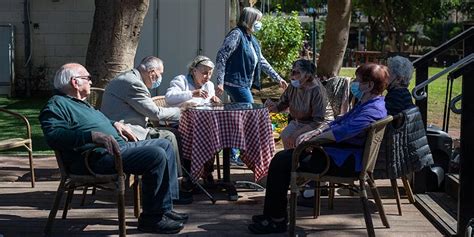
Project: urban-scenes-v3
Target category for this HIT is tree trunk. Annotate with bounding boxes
[317,0,351,78]
[86,0,149,88]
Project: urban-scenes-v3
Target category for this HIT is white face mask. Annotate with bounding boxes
[151,75,162,89]
[253,21,262,32]
[290,79,301,88]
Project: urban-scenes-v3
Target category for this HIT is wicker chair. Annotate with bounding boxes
[289,116,393,237]
[44,148,139,237]
[0,107,35,187]
[86,87,105,109]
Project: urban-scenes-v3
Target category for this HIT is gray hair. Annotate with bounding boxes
[238,7,263,30]
[53,63,81,92]
[293,59,317,77]
[138,56,163,71]
[188,55,215,74]
[387,56,414,86]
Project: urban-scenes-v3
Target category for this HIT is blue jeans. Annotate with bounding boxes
[225,85,254,103]
[92,139,176,215]
[224,85,254,159]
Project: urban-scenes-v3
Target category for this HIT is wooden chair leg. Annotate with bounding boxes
[117,177,127,237]
[328,183,335,210]
[81,186,89,206]
[133,176,141,218]
[44,178,66,236]
[289,191,298,237]
[359,179,376,237]
[401,176,415,204]
[313,182,321,219]
[368,177,390,228]
[215,153,221,180]
[27,147,35,188]
[390,178,403,215]
[62,188,75,219]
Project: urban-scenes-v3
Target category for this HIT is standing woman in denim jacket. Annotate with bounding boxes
[215,7,288,164]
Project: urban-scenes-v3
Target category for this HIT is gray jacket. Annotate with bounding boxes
[374,106,434,179]
[101,69,180,140]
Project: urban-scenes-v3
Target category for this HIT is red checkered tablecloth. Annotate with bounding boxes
[179,105,275,182]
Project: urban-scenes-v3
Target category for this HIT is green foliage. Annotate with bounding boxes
[255,11,305,79]
[354,0,445,32]
[0,96,51,155]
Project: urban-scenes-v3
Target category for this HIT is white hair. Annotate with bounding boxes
[53,63,80,92]
[138,56,163,71]
[388,56,414,86]
[188,55,215,74]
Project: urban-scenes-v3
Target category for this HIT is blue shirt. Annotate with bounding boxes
[324,96,387,171]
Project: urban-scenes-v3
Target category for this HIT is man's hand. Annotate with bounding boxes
[91,131,121,155]
[216,84,224,96]
[113,122,138,142]
[279,80,288,90]
[192,89,209,99]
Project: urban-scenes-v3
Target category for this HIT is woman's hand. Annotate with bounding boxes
[113,122,138,142]
[210,96,221,104]
[264,99,278,112]
[192,89,209,99]
[279,80,288,90]
[216,84,224,96]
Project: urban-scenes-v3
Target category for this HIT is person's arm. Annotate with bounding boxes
[165,75,193,106]
[260,54,288,90]
[126,81,181,122]
[215,29,241,95]
[275,86,291,112]
[39,105,94,150]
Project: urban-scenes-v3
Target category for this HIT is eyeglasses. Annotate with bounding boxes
[73,75,92,81]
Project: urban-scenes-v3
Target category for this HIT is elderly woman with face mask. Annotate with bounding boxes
[249,63,389,234]
[165,55,221,107]
[265,59,328,149]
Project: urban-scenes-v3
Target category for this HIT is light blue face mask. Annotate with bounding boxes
[151,75,162,89]
[290,79,301,88]
[350,81,363,100]
[253,21,262,32]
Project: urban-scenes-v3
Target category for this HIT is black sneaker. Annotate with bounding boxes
[164,210,189,223]
[252,214,287,223]
[138,215,184,234]
[248,218,287,234]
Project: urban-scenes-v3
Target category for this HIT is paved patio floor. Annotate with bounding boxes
[0,155,442,237]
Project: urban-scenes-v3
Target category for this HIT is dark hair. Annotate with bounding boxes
[355,63,389,94]
[292,59,317,77]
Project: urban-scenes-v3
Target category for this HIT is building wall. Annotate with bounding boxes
[0,0,228,96]
[0,0,93,95]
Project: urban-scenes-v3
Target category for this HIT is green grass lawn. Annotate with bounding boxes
[0,67,462,155]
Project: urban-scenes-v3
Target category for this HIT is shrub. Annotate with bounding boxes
[255,11,304,81]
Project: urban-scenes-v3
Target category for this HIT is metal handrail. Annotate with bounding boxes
[413,26,473,67]
[412,53,474,100]
[450,94,462,114]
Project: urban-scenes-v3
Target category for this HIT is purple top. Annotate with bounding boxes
[323,96,387,171]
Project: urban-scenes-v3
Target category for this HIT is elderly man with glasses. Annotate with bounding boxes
[40,63,187,234]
